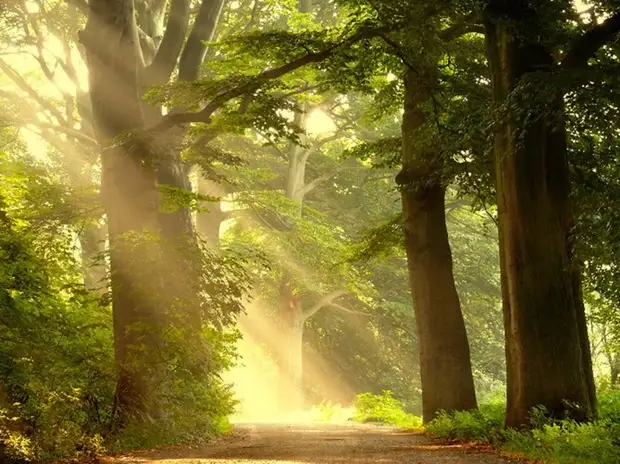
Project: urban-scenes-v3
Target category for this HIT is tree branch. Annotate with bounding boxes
[439,11,484,42]
[325,302,369,316]
[0,58,66,124]
[0,90,96,146]
[243,0,262,32]
[137,26,157,59]
[303,290,348,320]
[144,0,192,85]
[177,0,225,82]
[561,11,620,70]
[379,33,414,69]
[297,165,346,198]
[152,26,387,132]
[33,122,98,146]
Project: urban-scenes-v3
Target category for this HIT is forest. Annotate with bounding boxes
[1,0,620,462]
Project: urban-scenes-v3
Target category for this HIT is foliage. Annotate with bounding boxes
[3,0,620,460]
[0,145,251,459]
[352,391,422,430]
[426,390,620,464]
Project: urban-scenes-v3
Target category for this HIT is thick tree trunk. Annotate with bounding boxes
[398,68,477,423]
[484,13,596,427]
[401,184,478,423]
[82,0,163,423]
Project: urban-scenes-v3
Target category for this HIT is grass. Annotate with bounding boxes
[426,390,620,464]
[351,389,620,464]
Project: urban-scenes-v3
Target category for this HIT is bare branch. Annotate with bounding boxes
[28,15,56,83]
[303,290,348,320]
[326,302,369,316]
[297,165,345,198]
[32,122,97,146]
[0,58,66,124]
[0,90,96,146]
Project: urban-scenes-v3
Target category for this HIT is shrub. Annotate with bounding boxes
[426,401,505,444]
[352,391,422,430]
[426,392,620,464]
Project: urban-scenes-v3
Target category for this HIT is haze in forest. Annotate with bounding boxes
[1,1,620,464]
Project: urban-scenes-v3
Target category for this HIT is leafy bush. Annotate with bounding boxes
[426,391,620,464]
[426,401,505,444]
[0,154,251,460]
[352,391,422,430]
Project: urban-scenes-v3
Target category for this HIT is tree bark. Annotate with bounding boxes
[82,0,163,423]
[397,68,477,423]
[170,0,226,251]
[484,8,596,427]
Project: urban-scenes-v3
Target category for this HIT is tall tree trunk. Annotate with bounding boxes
[484,10,596,427]
[82,0,163,423]
[277,275,304,413]
[166,0,225,249]
[276,106,309,412]
[397,68,477,423]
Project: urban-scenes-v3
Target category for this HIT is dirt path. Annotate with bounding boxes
[107,422,522,464]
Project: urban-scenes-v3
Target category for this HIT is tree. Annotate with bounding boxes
[318,0,487,421]
[0,0,107,294]
[481,1,620,426]
[81,0,166,423]
[395,32,479,424]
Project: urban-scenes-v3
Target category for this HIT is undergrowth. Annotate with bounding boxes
[426,389,620,464]
[352,389,620,463]
[352,391,422,430]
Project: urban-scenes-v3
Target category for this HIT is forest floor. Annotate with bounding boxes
[102,422,523,464]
